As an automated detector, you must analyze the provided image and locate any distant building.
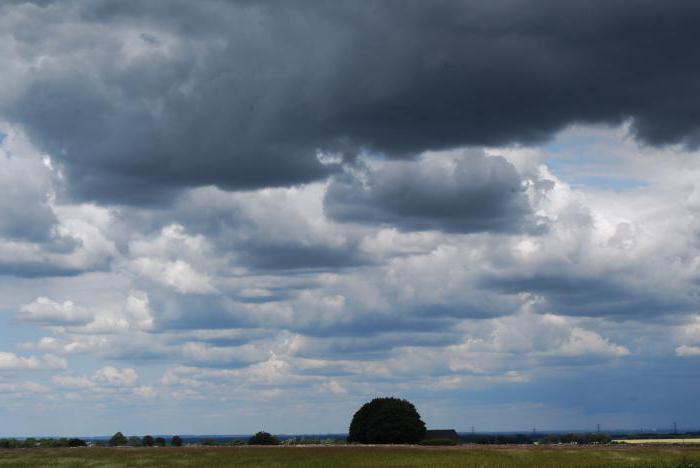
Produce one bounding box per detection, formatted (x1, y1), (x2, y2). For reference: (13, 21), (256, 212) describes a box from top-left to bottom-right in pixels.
(422, 429), (460, 444)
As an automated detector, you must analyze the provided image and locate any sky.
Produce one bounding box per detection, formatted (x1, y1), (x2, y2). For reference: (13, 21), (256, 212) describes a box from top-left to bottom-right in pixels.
(0, 0), (699, 437)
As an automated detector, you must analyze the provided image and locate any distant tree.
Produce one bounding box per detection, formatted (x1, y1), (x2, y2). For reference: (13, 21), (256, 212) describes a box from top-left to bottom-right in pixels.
(109, 432), (128, 446)
(0, 439), (19, 449)
(128, 436), (142, 447)
(348, 397), (426, 444)
(142, 435), (155, 447)
(466, 434), (533, 445)
(540, 432), (611, 445)
(171, 435), (183, 447)
(21, 438), (38, 448)
(248, 431), (279, 445)
(154, 437), (166, 447)
(67, 438), (87, 447)
(57, 438), (70, 448)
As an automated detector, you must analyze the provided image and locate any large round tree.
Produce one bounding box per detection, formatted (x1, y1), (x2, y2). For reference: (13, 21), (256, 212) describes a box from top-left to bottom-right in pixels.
(348, 397), (426, 444)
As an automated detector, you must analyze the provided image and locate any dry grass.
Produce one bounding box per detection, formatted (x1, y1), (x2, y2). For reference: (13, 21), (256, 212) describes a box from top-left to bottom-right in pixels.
(614, 438), (700, 445)
(0, 445), (699, 467)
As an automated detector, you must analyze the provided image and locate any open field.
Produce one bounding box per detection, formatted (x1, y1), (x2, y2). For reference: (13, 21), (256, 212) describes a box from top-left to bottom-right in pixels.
(1, 446), (700, 467)
(614, 439), (700, 445)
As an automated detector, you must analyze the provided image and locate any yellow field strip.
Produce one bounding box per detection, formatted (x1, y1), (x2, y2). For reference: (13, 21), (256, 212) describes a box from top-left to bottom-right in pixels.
(614, 438), (700, 444)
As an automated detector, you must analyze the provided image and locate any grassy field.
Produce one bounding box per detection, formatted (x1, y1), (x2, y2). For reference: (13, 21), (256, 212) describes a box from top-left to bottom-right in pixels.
(0, 446), (699, 467)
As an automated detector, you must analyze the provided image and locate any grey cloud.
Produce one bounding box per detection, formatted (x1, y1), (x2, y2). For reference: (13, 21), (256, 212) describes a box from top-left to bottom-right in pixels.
(234, 242), (367, 271)
(324, 151), (540, 233)
(0, 234), (112, 278)
(482, 272), (699, 319)
(0, 130), (118, 278)
(163, 329), (273, 348)
(292, 332), (464, 361)
(0, 260), (85, 278)
(17, 297), (93, 326)
(161, 187), (369, 271)
(3, 1), (700, 204)
(0, 148), (55, 242)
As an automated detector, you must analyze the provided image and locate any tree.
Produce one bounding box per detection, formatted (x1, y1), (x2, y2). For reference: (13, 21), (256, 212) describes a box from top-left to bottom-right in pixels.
(248, 431), (279, 445)
(109, 432), (128, 446)
(0, 439), (19, 449)
(171, 435), (183, 447)
(128, 436), (142, 447)
(154, 437), (166, 447)
(347, 397), (426, 444)
(67, 438), (87, 447)
(142, 435), (154, 447)
(21, 438), (38, 448)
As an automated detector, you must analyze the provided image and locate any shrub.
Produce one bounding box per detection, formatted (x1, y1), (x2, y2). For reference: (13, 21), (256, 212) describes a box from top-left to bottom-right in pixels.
(348, 397), (426, 444)
(248, 431), (279, 445)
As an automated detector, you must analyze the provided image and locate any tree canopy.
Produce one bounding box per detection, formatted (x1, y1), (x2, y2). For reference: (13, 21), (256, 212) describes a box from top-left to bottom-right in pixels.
(348, 397), (426, 444)
(109, 432), (128, 446)
(248, 431), (279, 445)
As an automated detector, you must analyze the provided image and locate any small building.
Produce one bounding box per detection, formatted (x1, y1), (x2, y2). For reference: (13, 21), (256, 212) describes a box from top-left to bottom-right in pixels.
(422, 429), (460, 444)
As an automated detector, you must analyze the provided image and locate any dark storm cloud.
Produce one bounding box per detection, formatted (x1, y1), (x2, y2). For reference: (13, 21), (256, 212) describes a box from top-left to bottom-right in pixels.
(4, 0), (700, 204)
(324, 151), (540, 233)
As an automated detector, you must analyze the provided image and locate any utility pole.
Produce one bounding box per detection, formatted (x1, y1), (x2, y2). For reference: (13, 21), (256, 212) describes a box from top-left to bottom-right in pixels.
(673, 422), (678, 435)
(596, 423), (600, 434)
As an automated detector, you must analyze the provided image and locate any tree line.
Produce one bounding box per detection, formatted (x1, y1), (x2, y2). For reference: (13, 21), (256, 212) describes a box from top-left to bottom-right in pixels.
(0, 397), (622, 449)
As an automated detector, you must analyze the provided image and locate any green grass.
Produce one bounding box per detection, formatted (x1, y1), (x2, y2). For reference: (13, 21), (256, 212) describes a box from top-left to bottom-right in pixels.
(0, 445), (699, 467)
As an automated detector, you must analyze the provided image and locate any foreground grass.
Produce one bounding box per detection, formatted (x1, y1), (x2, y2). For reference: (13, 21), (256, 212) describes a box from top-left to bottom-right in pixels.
(0, 445), (699, 467)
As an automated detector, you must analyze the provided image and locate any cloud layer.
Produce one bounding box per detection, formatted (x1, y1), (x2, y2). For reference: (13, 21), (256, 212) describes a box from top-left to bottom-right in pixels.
(3, 1), (700, 203)
(0, 1), (700, 435)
